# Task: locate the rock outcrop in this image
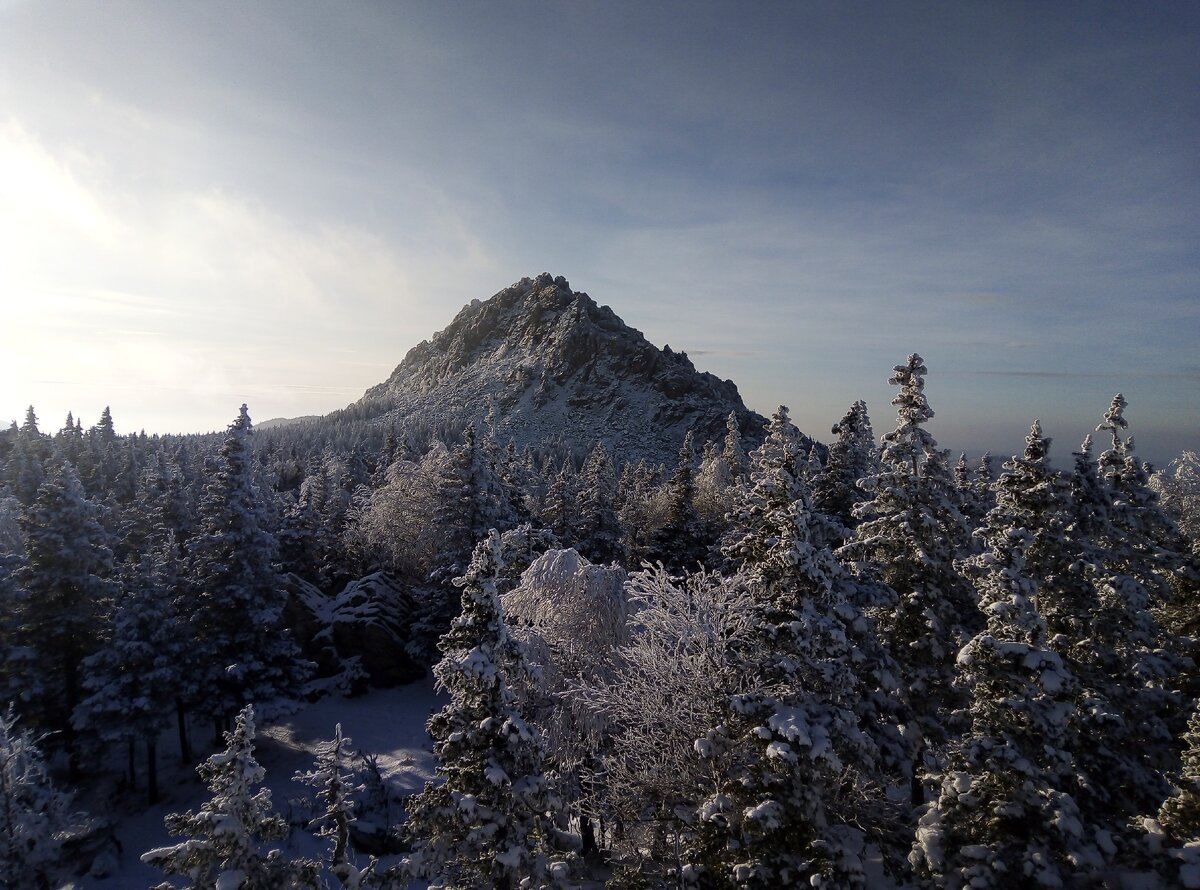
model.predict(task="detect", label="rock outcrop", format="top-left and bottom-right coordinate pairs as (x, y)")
top-left (344, 273), bottom-right (767, 466)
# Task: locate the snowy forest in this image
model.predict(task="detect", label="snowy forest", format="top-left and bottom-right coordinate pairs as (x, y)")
top-left (1, 353), bottom-right (1198, 890)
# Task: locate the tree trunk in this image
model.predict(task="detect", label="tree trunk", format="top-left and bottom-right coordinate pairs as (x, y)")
top-left (911, 747), bottom-right (926, 806)
top-left (127, 738), bottom-right (137, 789)
top-left (146, 736), bottom-right (159, 805)
top-left (581, 815), bottom-right (597, 857)
top-left (175, 698), bottom-right (191, 764)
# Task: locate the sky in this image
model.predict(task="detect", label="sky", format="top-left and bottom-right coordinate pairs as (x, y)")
top-left (0, 1), bottom-right (1196, 467)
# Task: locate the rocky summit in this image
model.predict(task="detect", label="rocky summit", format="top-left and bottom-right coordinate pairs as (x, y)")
top-left (350, 273), bottom-right (766, 465)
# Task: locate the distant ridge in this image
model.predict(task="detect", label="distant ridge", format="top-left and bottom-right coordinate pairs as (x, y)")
top-left (257, 415), bottom-right (321, 430)
top-left (340, 273), bottom-right (768, 465)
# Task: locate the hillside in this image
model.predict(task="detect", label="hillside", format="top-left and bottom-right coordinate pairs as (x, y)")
top-left (339, 273), bottom-right (767, 465)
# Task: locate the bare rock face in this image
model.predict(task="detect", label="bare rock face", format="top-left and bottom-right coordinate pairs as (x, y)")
top-left (283, 571), bottom-right (425, 689)
top-left (348, 273), bottom-right (766, 465)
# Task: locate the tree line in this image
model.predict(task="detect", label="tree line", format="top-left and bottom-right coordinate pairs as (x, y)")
top-left (0, 353), bottom-right (1197, 887)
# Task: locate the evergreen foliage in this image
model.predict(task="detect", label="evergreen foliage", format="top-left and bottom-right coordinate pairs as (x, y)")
top-left (403, 530), bottom-right (571, 889)
top-left (914, 426), bottom-right (1085, 887)
top-left (696, 404), bottom-right (906, 888)
top-left (812, 399), bottom-right (877, 532)
top-left (13, 462), bottom-right (116, 748)
top-left (0, 709), bottom-right (77, 890)
top-left (840, 355), bottom-right (976, 754)
top-left (186, 406), bottom-right (310, 725)
top-left (74, 536), bottom-right (186, 803)
top-left (295, 724), bottom-right (379, 889)
top-left (142, 704), bottom-right (319, 889)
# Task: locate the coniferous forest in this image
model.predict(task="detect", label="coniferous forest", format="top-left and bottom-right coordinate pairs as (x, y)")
top-left (1, 351), bottom-right (1198, 890)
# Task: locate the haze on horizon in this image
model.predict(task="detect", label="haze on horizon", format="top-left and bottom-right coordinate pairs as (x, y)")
top-left (0, 1), bottom-right (1196, 466)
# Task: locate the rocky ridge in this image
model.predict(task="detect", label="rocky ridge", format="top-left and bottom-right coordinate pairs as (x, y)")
top-left (350, 273), bottom-right (766, 465)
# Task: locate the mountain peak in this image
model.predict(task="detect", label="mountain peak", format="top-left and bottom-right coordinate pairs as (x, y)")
top-left (353, 275), bottom-right (764, 464)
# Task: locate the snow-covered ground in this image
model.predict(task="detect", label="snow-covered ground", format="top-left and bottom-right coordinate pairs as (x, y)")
top-left (77, 677), bottom-right (443, 889)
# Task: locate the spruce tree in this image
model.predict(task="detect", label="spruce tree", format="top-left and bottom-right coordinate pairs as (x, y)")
top-left (654, 430), bottom-right (705, 571)
top-left (186, 406), bottom-right (310, 729)
top-left (1065, 401), bottom-right (1191, 845)
top-left (74, 537), bottom-right (186, 804)
top-left (0, 709), bottom-right (77, 890)
top-left (1153, 706), bottom-right (1200, 888)
top-left (434, 427), bottom-right (516, 573)
top-left (812, 399), bottom-right (877, 532)
top-left (295, 724), bottom-right (378, 889)
top-left (574, 442), bottom-right (622, 564)
top-left (913, 426), bottom-right (1084, 887)
top-left (142, 704), bottom-right (319, 890)
top-left (839, 355), bottom-right (976, 772)
top-left (403, 531), bottom-right (571, 889)
top-left (721, 411), bottom-right (748, 485)
top-left (14, 462), bottom-right (116, 755)
top-left (696, 406), bottom-right (907, 888)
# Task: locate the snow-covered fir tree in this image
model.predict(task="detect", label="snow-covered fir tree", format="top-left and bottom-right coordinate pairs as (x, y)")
top-left (142, 704), bottom-right (319, 890)
top-left (574, 442), bottom-right (622, 564)
top-left (0, 496), bottom-right (26, 712)
top-left (721, 411), bottom-right (749, 485)
top-left (434, 427), bottom-right (517, 574)
top-left (403, 530), bottom-right (572, 889)
top-left (616, 460), bottom-right (663, 567)
top-left (913, 425), bottom-right (1087, 889)
top-left (812, 399), bottom-right (877, 532)
top-left (0, 709), bottom-right (78, 890)
top-left (295, 724), bottom-right (378, 889)
top-left (839, 355), bottom-right (977, 782)
top-left (73, 536), bottom-right (187, 804)
top-left (654, 430), bottom-right (706, 571)
top-left (693, 405), bottom-right (906, 888)
top-left (185, 405), bottom-right (310, 729)
top-left (1095, 394), bottom-right (1191, 606)
top-left (1064, 400), bottom-right (1193, 850)
top-left (13, 462), bottom-right (116, 759)
top-left (1149, 705), bottom-right (1200, 889)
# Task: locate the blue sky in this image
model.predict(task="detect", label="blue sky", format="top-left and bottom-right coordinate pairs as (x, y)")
top-left (0, 1), bottom-right (1196, 466)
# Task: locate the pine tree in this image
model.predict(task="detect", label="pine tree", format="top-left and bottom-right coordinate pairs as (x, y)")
top-left (813, 400), bottom-right (877, 532)
top-left (295, 724), bottom-right (378, 889)
top-left (574, 442), bottom-right (622, 564)
top-left (14, 463), bottom-right (116, 756)
top-left (913, 428), bottom-right (1084, 887)
top-left (403, 531), bottom-right (571, 889)
top-left (654, 431), bottom-right (705, 571)
top-left (74, 537), bottom-right (186, 804)
top-left (839, 355), bottom-right (976, 768)
top-left (696, 406), bottom-right (906, 888)
top-left (142, 704), bottom-right (319, 890)
top-left (0, 709), bottom-right (77, 890)
top-left (186, 406), bottom-right (310, 729)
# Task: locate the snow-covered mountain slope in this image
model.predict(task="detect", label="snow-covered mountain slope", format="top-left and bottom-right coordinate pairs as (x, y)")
top-left (345, 273), bottom-right (767, 465)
